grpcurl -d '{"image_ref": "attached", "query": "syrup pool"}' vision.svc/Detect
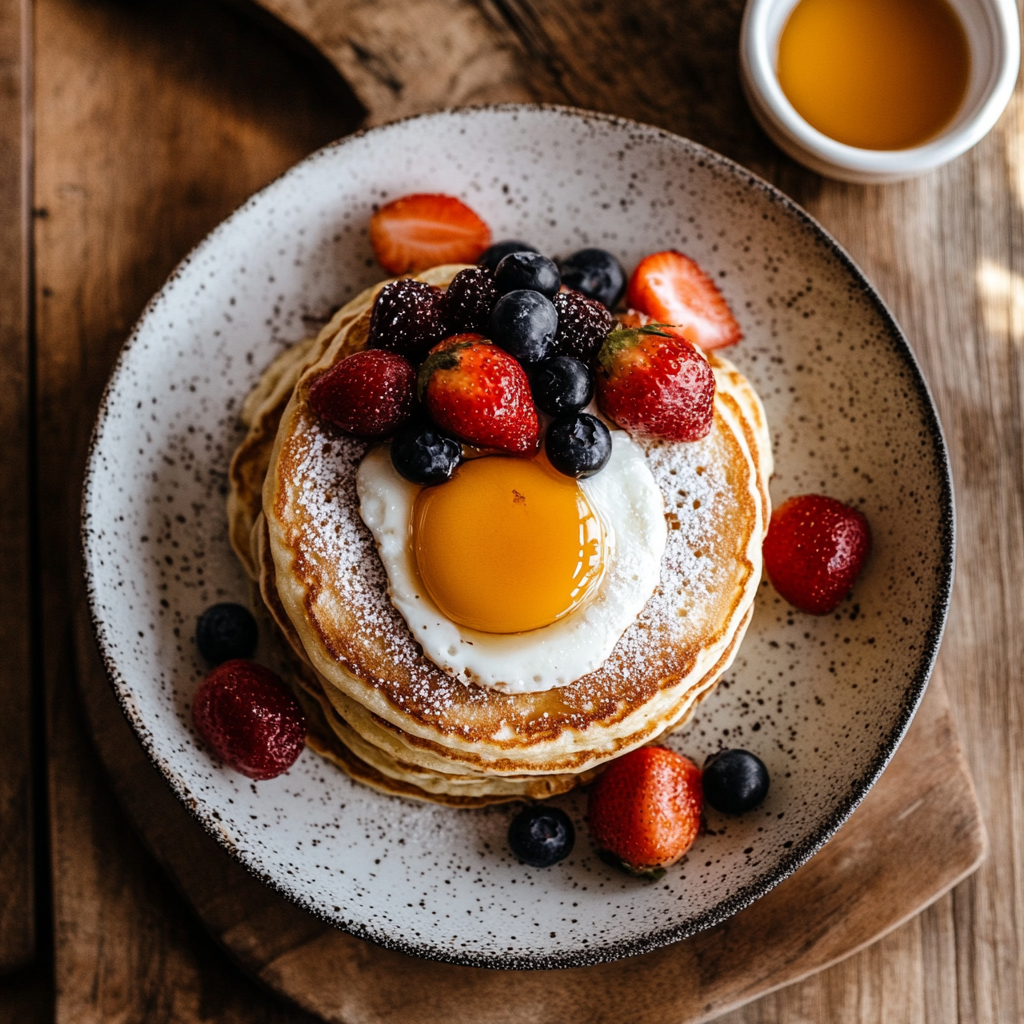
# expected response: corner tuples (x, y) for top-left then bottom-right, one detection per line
(777, 0), (971, 150)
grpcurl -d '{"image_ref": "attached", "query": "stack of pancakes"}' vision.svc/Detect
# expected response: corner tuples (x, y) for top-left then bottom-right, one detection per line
(227, 266), (772, 806)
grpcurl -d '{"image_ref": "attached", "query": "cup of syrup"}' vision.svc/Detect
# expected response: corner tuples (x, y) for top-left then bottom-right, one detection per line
(740, 0), (1020, 182)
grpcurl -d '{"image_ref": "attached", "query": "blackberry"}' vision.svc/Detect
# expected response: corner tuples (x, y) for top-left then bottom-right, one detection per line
(558, 248), (626, 308)
(478, 239), (539, 272)
(367, 278), (448, 359)
(553, 289), (615, 364)
(443, 267), (498, 334)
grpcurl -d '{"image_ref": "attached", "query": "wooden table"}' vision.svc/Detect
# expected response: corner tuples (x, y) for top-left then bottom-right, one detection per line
(2, 0), (1023, 1020)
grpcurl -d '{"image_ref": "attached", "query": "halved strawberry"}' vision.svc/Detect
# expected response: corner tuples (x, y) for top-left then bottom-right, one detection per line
(588, 746), (703, 879)
(626, 250), (742, 350)
(369, 194), (491, 275)
(418, 334), (539, 455)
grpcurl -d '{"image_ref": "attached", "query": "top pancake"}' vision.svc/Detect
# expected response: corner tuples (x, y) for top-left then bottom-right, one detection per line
(256, 266), (769, 774)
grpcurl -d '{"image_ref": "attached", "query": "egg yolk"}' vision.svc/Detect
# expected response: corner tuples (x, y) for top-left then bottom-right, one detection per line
(413, 455), (604, 634)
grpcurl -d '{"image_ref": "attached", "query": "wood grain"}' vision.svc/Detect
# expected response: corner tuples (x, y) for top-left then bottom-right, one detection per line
(27, 0), (1023, 1020)
(71, 582), (984, 1024)
(31, 0), (359, 1017)
(0, 0), (35, 977)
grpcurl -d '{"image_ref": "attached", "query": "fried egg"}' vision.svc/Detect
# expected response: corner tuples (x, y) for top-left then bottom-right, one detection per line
(355, 431), (667, 694)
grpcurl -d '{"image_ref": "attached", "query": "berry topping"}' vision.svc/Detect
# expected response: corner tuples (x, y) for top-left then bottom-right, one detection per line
(508, 805), (576, 867)
(545, 412), (612, 478)
(391, 423), (463, 485)
(478, 239), (539, 272)
(196, 603), (258, 666)
(369, 193), (491, 275)
(702, 749), (770, 814)
(308, 350), (416, 439)
(367, 278), (448, 359)
(763, 495), (872, 615)
(595, 323), (715, 442)
(493, 251), (561, 298)
(192, 660), (306, 780)
(588, 747), (703, 879)
(418, 334), (540, 455)
(489, 289), (559, 366)
(442, 266), (499, 334)
(558, 248), (627, 308)
(531, 356), (594, 417)
(626, 250), (742, 350)
(552, 288), (615, 364)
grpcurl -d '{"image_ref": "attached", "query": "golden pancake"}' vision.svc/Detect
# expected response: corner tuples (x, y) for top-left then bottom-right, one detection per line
(256, 267), (767, 777)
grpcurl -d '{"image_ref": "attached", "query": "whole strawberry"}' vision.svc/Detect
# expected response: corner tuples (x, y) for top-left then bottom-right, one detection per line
(763, 495), (871, 615)
(595, 322), (715, 442)
(418, 334), (539, 455)
(626, 250), (742, 350)
(308, 349), (416, 439)
(192, 659), (306, 780)
(588, 747), (703, 879)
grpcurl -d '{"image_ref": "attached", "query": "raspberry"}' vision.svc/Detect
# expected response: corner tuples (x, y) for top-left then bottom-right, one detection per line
(307, 350), (416, 439)
(553, 289), (615, 364)
(443, 267), (498, 334)
(368, 278), (448, 358)
(192, 659), (306, 780)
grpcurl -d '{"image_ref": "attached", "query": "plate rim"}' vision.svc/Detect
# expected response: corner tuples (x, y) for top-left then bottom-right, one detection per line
(80, 102), (956, 970)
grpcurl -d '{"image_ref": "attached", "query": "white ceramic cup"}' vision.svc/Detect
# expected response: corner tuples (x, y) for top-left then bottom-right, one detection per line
(740, 0), (1021, 183)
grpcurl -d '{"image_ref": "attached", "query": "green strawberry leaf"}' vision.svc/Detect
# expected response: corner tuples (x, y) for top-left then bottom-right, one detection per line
(416, 341), (474, 401)
(597, 848), (668, 881)
(597, 322), (674, 374)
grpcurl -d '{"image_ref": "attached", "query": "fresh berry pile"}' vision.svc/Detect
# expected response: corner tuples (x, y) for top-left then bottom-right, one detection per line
(306, 192), (738, 482)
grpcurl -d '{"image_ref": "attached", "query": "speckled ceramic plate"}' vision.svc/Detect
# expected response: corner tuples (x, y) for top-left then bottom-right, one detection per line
(82, 105), (953, 969)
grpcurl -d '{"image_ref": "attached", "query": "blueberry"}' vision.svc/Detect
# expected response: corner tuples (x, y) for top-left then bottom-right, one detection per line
(443, 267), (498, 334)
(493, 252), (561, 298)
(478, 239), (539, 273)
(196, 603), (258, 665)
(558, 248), (626, 309)
(702, 749), (770, 814)
(508, 805), (575, 867)
(489, 289), (558, 365)
(531, 357), (594, 417)
(391, 423), (463, 485)
(545, 412), (612, 478)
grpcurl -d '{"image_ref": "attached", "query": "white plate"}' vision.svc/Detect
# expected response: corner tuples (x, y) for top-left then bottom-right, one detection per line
(82, 105), (953, 969)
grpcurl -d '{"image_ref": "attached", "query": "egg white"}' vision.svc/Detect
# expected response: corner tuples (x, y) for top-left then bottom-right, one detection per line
(355, 432), (667, 694)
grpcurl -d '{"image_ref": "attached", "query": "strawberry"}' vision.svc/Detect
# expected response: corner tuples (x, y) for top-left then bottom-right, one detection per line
(626, 250), (742, 350)
(369, 193), (491, 275)
(588, 747), (703, 879)
(192, 660), (306, 780)
(418, 334), (539, 455)
(595, 322), (715, 442)
(308, 349), (416, 439)
(763, 494), (872, 615)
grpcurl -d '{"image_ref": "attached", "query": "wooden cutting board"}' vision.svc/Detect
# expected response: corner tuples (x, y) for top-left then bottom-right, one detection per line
(56, 0), (986, 1019)
(73, 593), (984, 1024)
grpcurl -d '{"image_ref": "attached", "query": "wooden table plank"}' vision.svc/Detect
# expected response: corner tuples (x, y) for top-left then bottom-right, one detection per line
(29, 0), (1024, 1021)
(30, 0), (360, 1017)
(0, 0), (35, 977)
